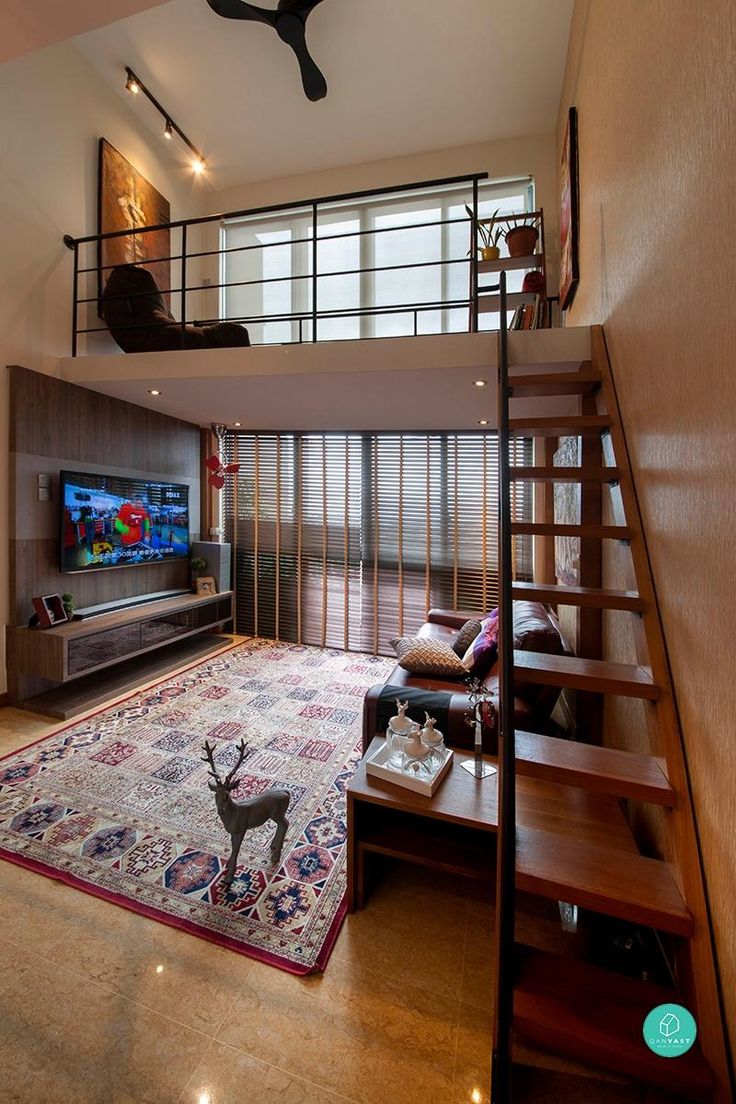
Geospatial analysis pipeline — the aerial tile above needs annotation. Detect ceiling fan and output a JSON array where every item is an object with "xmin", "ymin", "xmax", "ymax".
[{"xmin": 205, "ymin": 0, "xmax": 327, "ymax": 101}]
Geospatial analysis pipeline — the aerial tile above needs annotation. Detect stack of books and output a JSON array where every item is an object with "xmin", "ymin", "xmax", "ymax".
[{"xmin": 509, "ymin": 294, "xmax": 546, "ymax": 330}]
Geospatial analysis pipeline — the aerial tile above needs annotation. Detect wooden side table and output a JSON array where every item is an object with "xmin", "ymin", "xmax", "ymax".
[{"xmin": 347, "ymin": 737, "xmax": 498, "ymax": 911}]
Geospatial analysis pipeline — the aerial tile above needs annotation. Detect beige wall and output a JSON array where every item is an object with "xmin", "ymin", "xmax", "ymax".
[
  {"xmin": 558, "ymin": 0, "xmax": 735, "ymax": 1056},
  {"xmin": 0, "ymin": 41, "xmax": 209, "ymax": 692}
]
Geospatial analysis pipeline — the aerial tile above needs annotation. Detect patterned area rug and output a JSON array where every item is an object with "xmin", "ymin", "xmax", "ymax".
[{"xmin": 0, "ymin": 640, "xmax": 393, "ymax": 973}]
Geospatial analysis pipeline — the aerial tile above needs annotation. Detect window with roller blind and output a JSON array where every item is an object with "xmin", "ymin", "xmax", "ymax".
[
  {"xmin": 223, "ymin": 432, "xmax": 532, "ymax": 655},
  {"xmin": 220, "ymin": 177, "xmax": 534, "ymax": 343}
]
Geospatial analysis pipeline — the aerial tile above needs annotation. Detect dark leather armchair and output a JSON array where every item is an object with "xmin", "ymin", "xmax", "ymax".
[{"xmin": 101, "ymin": 264, "xmax": 250, "ymax": 353}]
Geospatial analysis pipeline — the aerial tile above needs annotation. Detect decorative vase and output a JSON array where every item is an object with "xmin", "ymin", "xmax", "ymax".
[
  {"xmin": 480, "ymin": 245, "xmax": 500, "ymax": 262},
  {"xmin": 387, "ymin": 699, "xmax": 415, "ymax": 767},
  {"xmin": 401, "ymin": 724, "xmax": 434, "ymax": 778},
  {"xmin": 505, "ymin": 226, "xmax": 538, "ymax": 258},
  {"xmin": 420, "ymin": 713, "xmax": 445, "ymax": 771}
]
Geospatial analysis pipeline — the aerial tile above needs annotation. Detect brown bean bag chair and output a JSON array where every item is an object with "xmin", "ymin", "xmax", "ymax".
[{"xmin": 101, "ymin": 265, "xmax": 250, "ymax": 353}]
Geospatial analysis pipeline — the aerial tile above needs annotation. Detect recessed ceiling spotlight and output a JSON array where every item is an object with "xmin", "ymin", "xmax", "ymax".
[
  {"xmin": 478, "ymin": 419, "xmax": 489, "ymax": 426},
  {"xmin": 474, "ymin": 379, "xmax": 487, "ymax": 387},
  {"xmin": 233, "ymin": 422, "xmax": 242, "ymax": 427},
  {"xmin": 148, "ymin": 389, "xmax": 161, "ymax": 396}
]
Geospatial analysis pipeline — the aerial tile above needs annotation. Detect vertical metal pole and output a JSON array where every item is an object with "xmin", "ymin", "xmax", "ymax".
[
  {"xmin": 180, "ymin": 225, "xmax": 188, "ymax": 346},
  {"xmin": 71, "ymin": 242, "xmax": 79, "ymax": 357},
  {"xmin": 491, "ymin": 269, "xmax": 515, "ymax": 1104},
  {"xmin": 312, "ymin": 202, "xmax": 318, "ymax": 343},
  {"xmin": 471, "ymin": 177, "xmax": 479, "ymax": 333}
]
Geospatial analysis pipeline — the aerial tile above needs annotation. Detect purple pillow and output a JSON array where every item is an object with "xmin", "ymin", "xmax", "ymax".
[{"xmin": 462, "ymin": 609, "xmax": 500, "ymax": 679}]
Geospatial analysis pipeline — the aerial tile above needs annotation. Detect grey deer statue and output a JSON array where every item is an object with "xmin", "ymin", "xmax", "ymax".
[{"xmin": 202, "ymin": 739, "xmax": 290, "ymax": 885}]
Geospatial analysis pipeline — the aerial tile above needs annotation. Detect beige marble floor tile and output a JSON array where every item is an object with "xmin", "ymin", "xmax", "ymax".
[
  {"xmin": 453, "ymin": 1002, "xmax": 493, "ymax": 1104},
  {"xmin": 181, "ymin": 1040, "xmax": 360, "ymax": 1104},
  {"xmin": 0, "ymin": 935, "xmax": 41, "ymax": 995},
  {"xmin": 47, "ymin": 904, "xmax": 255, "ymax": 1035},
  {"xmin": 217, "ymin": 955, "xmax": 458, "ymax": 1104},
  {"xmin": 0, "ymin": 959, "xmax": 208, "ymax": 1104},
  {"xmin": 333, "ymin": 905, "xmax": 466, "ymax": 1001}
]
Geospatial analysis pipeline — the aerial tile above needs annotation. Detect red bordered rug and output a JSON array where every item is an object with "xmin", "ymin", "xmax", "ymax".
[{"xmin": 0, "ymin": 640, "xmax": 393, "ymax": 974}]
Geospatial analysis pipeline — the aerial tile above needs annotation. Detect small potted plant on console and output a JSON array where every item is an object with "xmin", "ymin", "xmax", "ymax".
[{"xmin": 190, "ymin": 555, "xmax": 207, "ymax": 591}]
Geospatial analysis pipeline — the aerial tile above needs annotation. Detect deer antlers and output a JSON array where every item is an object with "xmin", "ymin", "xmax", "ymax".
[{"xmin": 201, "ymin": 739, "xmax": 249, "ymax": 791}]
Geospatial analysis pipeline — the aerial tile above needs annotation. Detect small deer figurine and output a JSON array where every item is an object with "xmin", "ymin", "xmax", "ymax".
[{"xmin": 202, "ymin": 739, "xmax": 290, "ymax": 885}]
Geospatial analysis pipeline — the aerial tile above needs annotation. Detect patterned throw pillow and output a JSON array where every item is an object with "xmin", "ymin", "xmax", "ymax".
[
  {"xmin": 452, "ymin": 618, "xmax": 483, "ymax": 657},
  {"xmin": 462, "ymin": 609, "xmax": 500, "ymax": 679},
  {"xmin": 391, "ymin": 636, "xmax": 470, "ymax": 677}
]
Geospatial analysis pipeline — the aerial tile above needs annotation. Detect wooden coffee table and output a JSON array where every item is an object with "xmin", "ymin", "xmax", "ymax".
[{"xmin": 347, "ymin": 737, "xmax": 499, "ymax": 910}]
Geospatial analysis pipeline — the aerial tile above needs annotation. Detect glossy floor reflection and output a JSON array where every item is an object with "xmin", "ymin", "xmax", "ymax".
[{"xmin": 0, "ymin": 691, "xmax": 676, "ymax": 1104}]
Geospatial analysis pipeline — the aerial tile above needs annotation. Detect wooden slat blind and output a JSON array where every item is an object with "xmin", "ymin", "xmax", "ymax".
[{"xmin": 224, "ymin": 431, "xmax": 532, "ymax": 654}]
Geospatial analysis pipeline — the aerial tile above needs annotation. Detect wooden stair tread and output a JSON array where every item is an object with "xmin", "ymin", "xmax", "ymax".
[
  {"xmin": 509, "ymin": 415, "xmax": 610, "ymax": 436},
  {"xmin": 514, "ymin": 946, "xmax": 714, "ymax": 1100},
  {"xmin": 515, "ymin": 826, "xmax": 692, "ymax": 935},
  {"xmin": 507, "ymin": 369, "xmax": 601, "ymax": 397},
  {"xmin": 511, "ymin": 521, "xmax": 633, "ymax": 540},
  {"xmin": 514, "ymin": 650, "xmax": 659, "ymax": 699},
  {"xmin": 511, "ymin": 580, "xmax": 645, "ymax": 611},
  {"xmin": 515, "ymin": 730, "xmax": 673, "ymax": 805},
  {"xmin": 508, "ymin": 466, "xmax": 621, "ymax": 482}
]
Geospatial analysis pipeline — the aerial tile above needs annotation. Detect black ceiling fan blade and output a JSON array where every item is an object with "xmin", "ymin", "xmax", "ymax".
[
  {"xmin": 277, "ymin": 0, "xmax": 325, "ymax": 14},
  {"xmin": 205, "ymin": 0, "xmax": 278, "ymax": 27},
  {"xmin": 275, "ymin": 12, "xmax": 327, "ymax": 100}
]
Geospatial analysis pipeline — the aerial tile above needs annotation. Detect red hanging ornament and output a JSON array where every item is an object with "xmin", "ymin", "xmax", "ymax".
[{"xmin": 206, "ymin": 424, "xmax": 240, "ymax": 489}]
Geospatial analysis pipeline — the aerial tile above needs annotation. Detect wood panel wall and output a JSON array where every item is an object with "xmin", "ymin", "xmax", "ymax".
[
  {"xmin": 8, "ymin": 365, "xmax": 201, "ymax": 694},
  {"xmin": 557, "ymin": 0, "xmax": 736, "ymax": 1059}
]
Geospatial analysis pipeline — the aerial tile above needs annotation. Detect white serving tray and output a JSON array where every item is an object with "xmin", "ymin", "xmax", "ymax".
[{"xmin": 365, "ymin": 739, "xmax": 454, "ymax": 796}]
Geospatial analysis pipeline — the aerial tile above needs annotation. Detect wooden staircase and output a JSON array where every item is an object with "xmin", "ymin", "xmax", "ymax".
[{"xmin": 492, "ymin": 325, "xmax": 732, "ymax": 1102}]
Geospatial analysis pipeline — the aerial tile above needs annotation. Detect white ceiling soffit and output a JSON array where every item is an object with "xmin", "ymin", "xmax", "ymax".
[
  {"xmin": 58, "ymin": 330, "xmax": 592, "ymax": 430},
  {"xmin": 73, "ymin": 0, "xmax": 574, "ymax": 190},
  {"xmin": 0, "ymin": 0, "xmax": 171, "ymax": 64}
]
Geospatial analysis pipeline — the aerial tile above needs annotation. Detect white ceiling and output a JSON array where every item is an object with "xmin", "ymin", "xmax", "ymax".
[
  {"xmin": 0, "ymin": 0, "xmax": 169, "ymax": 63},
  {"xmin": 73, "ymin": 0, "xmax": 574, "ymax": 190}
]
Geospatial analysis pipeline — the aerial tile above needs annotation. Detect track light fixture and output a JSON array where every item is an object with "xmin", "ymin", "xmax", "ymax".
[{"xmin": 124, "ymin": 67, "xmax": 206, "ymax": 174}]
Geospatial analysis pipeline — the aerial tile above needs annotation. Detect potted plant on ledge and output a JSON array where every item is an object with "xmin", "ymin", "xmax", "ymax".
[
  {"xmin": 504, "ymin": 213, "xmax": 541, "ymax": 258},
  {"xmin": 465, "ymin": 206, "xmax": 504, "ymax": 261}
]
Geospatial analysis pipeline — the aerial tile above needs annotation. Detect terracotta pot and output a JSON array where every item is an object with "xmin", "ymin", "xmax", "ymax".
[
  {"xmin": 480, "ymin": 245, "xmax": 500, "ymax": 261},
  {"xmin": 506, "ymin": 226, "xmax": 539, "ymax": 258}
]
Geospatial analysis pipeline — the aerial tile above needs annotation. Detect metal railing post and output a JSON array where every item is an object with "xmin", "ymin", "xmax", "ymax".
[
  {"xmin": 311, "ymin": 202, "xmax": 318, "ymax": 343},
  {"xmin": 491, "ymin": 269, "xmax": 515, "ymax": 1103},
  {"xmin": 180, "ymin": 224, "xmax": 188, "ymax": 346},
  {"xmin": 471, "ymin": 177, "xmax": 479, "ymax": 333},
  {"xmin": 71, "ymin": 241, "xmax": 79, "ymax": 357}
]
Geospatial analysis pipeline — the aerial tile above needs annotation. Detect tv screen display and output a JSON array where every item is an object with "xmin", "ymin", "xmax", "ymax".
[{"xmin": 61, "ymin": 471, "xmax": 190, "ymax": 573}]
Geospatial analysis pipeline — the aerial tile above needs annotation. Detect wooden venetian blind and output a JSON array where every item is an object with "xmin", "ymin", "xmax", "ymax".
[{"xmin": 223, "ymin": 432, "xmax": 532, "ymax": 655}]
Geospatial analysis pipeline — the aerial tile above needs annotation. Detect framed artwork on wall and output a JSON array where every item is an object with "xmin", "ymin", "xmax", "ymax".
[
  {"xmin": 97, "ymin": 138, "xmax": 171, "ymax": 307},
  {"xmin": 559, "ymin": 106, "xmax": 580, "ymax": 312}
]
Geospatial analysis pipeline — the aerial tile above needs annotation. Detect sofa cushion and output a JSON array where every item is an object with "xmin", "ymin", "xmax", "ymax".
[
  {"xmin": 512, "ymin": 601, "xmax": 565, "ymax": 655},
  {"xmin": 463, "ymin": 610, "xmax": 500, "ymax": 679},
  {"xmin": 452, "ymin": 618, "xmax": 483, "ymax": 657},
  {"xmin": 390, "ymin": 636, "xmax": 470, "ymax": 678}
]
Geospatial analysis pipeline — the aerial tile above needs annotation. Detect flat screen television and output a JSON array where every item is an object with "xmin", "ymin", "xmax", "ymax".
[{"xmin": 60, "ymin": 470, "xmax": 190, "ymax": 573}]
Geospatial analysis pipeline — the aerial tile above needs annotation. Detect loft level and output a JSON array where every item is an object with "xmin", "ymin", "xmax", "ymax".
[{"xmin": 58, "ymin": 328, "xmax": 593, "ymax": 431}]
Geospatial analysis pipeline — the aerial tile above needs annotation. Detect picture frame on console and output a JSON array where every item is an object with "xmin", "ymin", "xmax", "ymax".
[
  {"xmin": 195, "ymin": 576, "xmax": 218, "ymax": 597},
  {"xmin": 32, "ymin": 594, "xmax": 69, "ymax": 629}
]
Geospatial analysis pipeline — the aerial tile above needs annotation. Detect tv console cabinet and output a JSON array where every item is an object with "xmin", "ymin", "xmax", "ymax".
[{"xmin": 6, "ymin": 591, "xmax": 234, "ymax": 717}]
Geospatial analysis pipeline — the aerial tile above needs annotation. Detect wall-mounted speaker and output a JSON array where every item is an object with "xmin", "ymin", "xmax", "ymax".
[{"xmin": 191, "ymin": 541, "xmax": 232, "ymax": 594}]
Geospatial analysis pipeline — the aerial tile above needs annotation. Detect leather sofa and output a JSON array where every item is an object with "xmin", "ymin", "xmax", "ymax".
[{"xmin": 362, "ymin": 600, "xmax": 571, "ymax": 755}]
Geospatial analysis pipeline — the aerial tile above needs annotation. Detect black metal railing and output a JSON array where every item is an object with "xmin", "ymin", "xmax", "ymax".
[
  {"xmin": 62, "ymin": 174, "xmax": 551, "ymax": 356},
  {"xmin": 491, "ymin": 269, "xmax": 517, "ymax": 1103}
]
